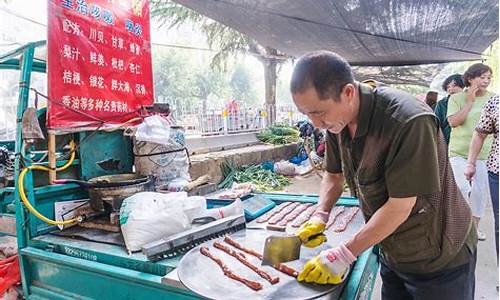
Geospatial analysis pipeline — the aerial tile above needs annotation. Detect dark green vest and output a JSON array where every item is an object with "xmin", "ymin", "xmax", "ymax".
[{"xmin": 337, "ymin": 83, "xmax": 473, "ymax": 273}]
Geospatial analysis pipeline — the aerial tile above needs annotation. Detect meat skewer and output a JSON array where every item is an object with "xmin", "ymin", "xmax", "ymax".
[
  {"xmin": 267, "ymin": 202, "xmax": 299, "ymax": 225},
  {"xmin": 267, "ymin": 259, "xmax": 299, "ymax": 278},
  {"xmin": 224, "ymin": 235, "xmax": 263, "ymax": 259},
  {"xmin": 200, "ymin": 247, "xmax": 263, "ymax": 291},
  {"xmin": 291, "ymin": 204, "xmax": 318, "ymax": 228},
  {"xmin": 266, "ymin": 223, "xmax": 287, "ymax": 232},
  {"xmin": 326, "ymin": 206, "xmax": 346, "ymax": 229},
  {"xmin": 333, "ymin": 207, "xmax": 360, "ymax": 232},
  {"xmin": 256, "ymin": 202, "xmax": 293, "ymax": 223},
  {"xmin": 213, "ymin": 242, "xmax": 279, "ymax": 284},
  {"xmin": 268, "ymin": 202, "xmax": 300, "ymax": 225},
  {"xmin": 278, "ymin": 203, "xmax": 312, "ymax": 226},
  {"xmin": 223, "ymin": 236, "xmax": 299, "ymax": 278}
]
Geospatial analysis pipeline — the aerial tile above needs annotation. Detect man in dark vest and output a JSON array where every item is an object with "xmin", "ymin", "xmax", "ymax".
[{"xmin": 292, "ymin": 51, "xmax": 477, "ymax": 300}]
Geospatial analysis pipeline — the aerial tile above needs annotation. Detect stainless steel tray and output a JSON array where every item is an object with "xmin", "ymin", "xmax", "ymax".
[
  {"xmin": 177, "ymin": 230, "xmax": 340, "ymax": 300},
  {"xmin": 177, "ymin": 205, "xmax": 365, "ymax": 300}
]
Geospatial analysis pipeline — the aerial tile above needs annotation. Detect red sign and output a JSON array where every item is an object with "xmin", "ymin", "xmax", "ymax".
[{"xmin": 47, "ymin": 0, "xmax": 154, "ymax": 130}]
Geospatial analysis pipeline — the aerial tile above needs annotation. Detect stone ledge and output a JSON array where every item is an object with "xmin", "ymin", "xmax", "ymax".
[
  {"xmin": 186, "ymin": 132, "xmax": 260, "ymax": 155},
  {"xmin": 189, "ymin": 142, "xmax": 300, "ymax": 185}
]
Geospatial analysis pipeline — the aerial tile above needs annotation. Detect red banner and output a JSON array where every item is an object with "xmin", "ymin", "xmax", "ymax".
[{"xmin": 47, "ymin": 0, "xmax": 153, "ymax": 130}]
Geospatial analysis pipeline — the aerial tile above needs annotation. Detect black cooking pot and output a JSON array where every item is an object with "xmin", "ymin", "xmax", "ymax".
[{"xmin": 53, "ymin": 174, "xmax": 154, "ymax": 212}]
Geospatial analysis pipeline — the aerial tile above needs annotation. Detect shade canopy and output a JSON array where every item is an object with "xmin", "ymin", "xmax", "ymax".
[{"xmin": 174, "ymin": 0, "xmax": 498, "ymax": 66}]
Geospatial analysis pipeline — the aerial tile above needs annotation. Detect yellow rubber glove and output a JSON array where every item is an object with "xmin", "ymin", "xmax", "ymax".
[
  {"xmin": 297, "ymin": 245, "xmax": 356, "ymax": 285},
  {"xmin": 296, "ymin": 211, "xmax": 328, "ymax": 248}
]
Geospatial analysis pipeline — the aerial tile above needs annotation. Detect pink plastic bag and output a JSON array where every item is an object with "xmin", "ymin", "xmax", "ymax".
[{"xmin": 0, "ymin": 255, "xmax": 20, "ymax": 296}]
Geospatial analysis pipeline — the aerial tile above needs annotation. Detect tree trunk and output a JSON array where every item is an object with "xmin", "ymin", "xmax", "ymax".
[
  {"xmin": 263, "ymin": 48, "xmax": 278, "ymax": 125},
  {"xmin": 202, "ymin": 98, "xmax": 207, "ymax": 112}
]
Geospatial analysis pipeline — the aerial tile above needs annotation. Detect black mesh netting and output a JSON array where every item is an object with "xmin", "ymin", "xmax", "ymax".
[{"xmin": 174, "ymin": 0, "xmax": 498, "ymax": 66}]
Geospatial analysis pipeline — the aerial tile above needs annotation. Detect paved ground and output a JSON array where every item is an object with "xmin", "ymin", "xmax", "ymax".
[{"xmin": 281, "ymin": 174, "xmax": 499, "ymax": 300}]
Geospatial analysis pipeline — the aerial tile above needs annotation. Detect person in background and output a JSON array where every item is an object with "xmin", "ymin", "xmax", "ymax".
[
  {"xmin": 291, "ymin": 51, "xmax": 477, "ymax": 299},
  {"xmin": 425, "ymin": 91, "xmax": 438, "ymax": 110},
  {"xmin": 447, "ymin": 63, "xmax": 495, "ymax": 241},
  {"xmin": 434, "ymin": 74, "xmax": 465, "ymax": 145},
  {"xmin": 465, "ymin": 94, "xmax": 499, "ymax": 261},
  {"xmin": 316, "ymin": 135, "xmax": 326, "ymax": 157}
]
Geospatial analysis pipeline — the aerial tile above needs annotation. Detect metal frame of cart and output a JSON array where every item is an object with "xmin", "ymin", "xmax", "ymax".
[{"xmin": 2, "ymin": 41, "xmax": 379, "ymax": 300}]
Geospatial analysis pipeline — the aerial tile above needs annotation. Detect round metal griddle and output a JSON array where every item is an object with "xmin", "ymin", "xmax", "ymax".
[{"xmin": 177, "ymin": 230, "xmax": 344, "ymax": 300}]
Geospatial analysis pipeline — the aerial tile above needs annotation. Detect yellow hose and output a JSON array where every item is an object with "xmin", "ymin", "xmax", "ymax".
[
  {"xmin": 18, "ymin": 141, "xmax": 82, "ymax": 225},
  {"xmin": 102, "ymin": 117, "xmax": 142, "ymax": 132}
]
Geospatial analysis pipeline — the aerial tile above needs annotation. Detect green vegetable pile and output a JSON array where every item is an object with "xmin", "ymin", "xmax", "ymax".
[
  {"xmin": 257, "ymin": 124, "xmax": 300, "ymax": 145},
  {"xmin": 219, "ymin": 162, "xmax": 290, "ymax": 192}
]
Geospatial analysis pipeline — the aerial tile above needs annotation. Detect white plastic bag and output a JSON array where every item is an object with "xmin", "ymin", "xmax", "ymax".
[
  {"xmin": 119, "ymin": 192, "xmax": 243, "ymax": 252},
  {"xmin": 120, "ymin": 192, "xmax": 193, "ymax": 252},
  {"xmin": 181, "ymin": 195, "xmax": 208, "ymax": 222},
  {"xmin": 133, "ymin": 116, "xmax": 190, "ymax": 189},
  {"xmin": 203, "ymin": 198, "xmax": 243, "ymax": 219},
  {"xmin": 274, "ymin": 160, "xmax": 297, "ymax": 176},
  {"xmin": 134, "ymin": 115, "xmax": 172, "ymax": 145},
  {"xmin": 296, "ymin": 159, "xmax": 313, "ymax": 175},
  {"xmin": 164, "ymin": 178, "xmax": 190, "ymax": 192}
]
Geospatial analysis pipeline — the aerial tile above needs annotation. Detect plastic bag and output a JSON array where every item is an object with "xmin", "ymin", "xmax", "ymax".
[
  {"xmin": 119, "ymin": 191, "xmax": 247, "ymax": 252},
  {"xmin": 120, "ymin": 192, "xmax": 193, "ymax": 252},
  {"xmin": 21, "ymin": 108, "xmax": 44, "ymax": 141},
  {"xmin": 0, "ymin": 255, "xmax": 20, "ymax": 296},
  {"xmin": 134, "ymin": 115, "xmax": 172, "ymax": 145},
  {"xmin": 164, "ymin": 178, "xmax": 190, "ymax": 192},
  {"xmin": 181, "ymin": 195, "xmax": 208, "ymax": 222},
  {"xmin": 274, "ymin": 160, "xmax": 297, "ymax": 176},
  {"xmin": 133, "ymin": 116, "xmax": 190, "ymax": 189},
  {"xmin": 295, "ymin": 159, "xmax": 314, "ymax": 175},
  {"xmin": 203, "ymin": 198, "xmax": 243, "ymax": 219}
]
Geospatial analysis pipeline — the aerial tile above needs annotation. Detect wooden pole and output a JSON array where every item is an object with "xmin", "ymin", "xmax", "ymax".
[{"xmin": 48, "ymin": 133, "xmax": 56, "ymax": 183}]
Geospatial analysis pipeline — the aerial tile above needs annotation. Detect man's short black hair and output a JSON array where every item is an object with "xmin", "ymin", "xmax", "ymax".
[
  {"xmin": 290, "ymin": 51, "xmax": 354, "ymax": 101},
  {"xmin": 462, "ymin": 63, "xmax": 492, "ymax": 87},
  {"xmin": 441, "ymin": 74, "xmax": 465, "ymax": 91}
]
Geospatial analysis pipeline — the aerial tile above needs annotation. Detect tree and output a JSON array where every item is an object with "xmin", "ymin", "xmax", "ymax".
[
  {"xmin": 153, "ymin": 49, "xmax": 194, "ymax": 109},
  {"xmin": 151, "ymin": 0, "xmax": 288, "ymax": 124},
  {"xmin": 192, "ymin": 68, "xmax": 229, "ymax": 111},
  {"xmin": 230, "ymin": 64, "xmax": 257, "ymax": 106},
  {"xmin": 153, "ymin": 48, "xmax": 231, "ymax": 111}
]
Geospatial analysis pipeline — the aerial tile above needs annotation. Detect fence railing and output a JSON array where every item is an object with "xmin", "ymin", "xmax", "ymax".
[
  {"xmin": 171, "ymin": 105, "xmax": 305, "ymax": 136},
  {"xmin": 0, "ymin": 98, "xmax": 306, "ymax": 140}
]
